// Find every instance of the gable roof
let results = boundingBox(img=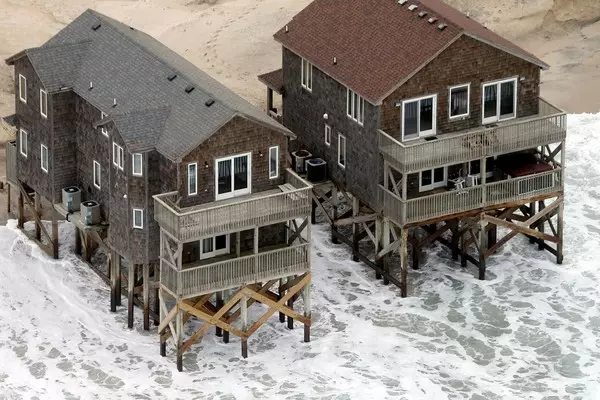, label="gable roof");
[274,0,548,105]
[6,9,292,161]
